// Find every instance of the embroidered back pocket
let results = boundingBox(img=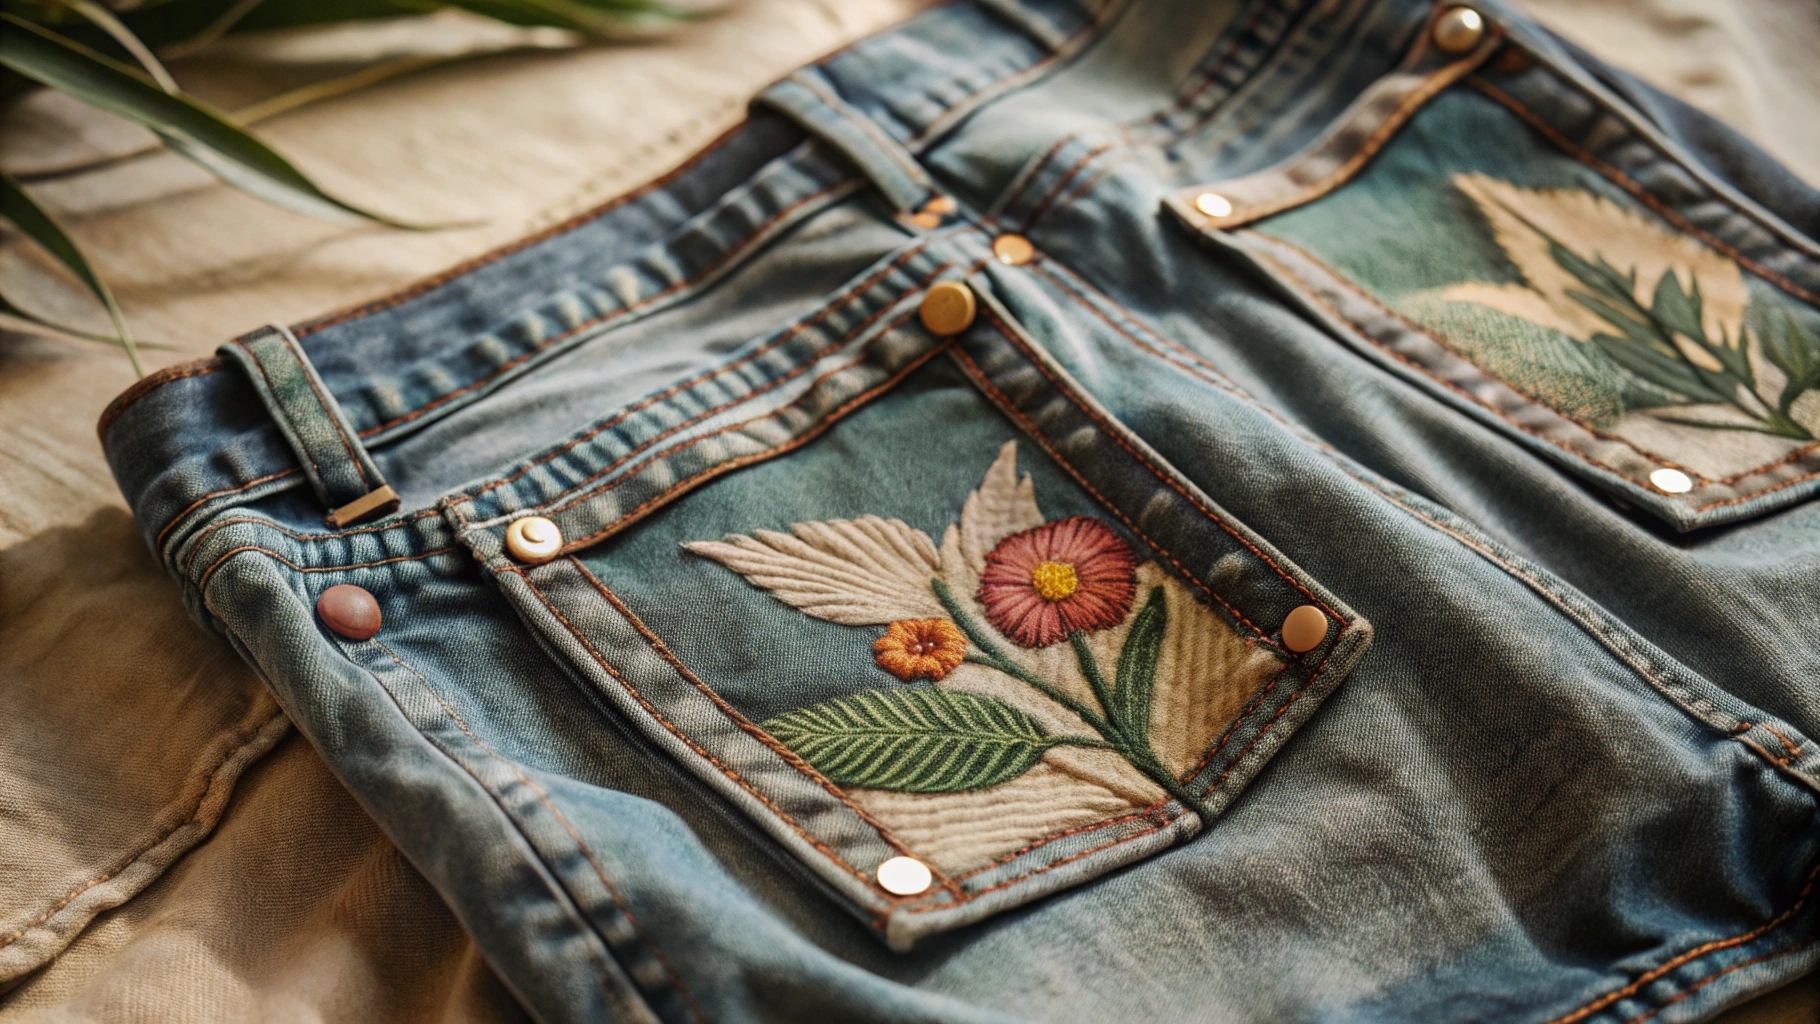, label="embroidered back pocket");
[443,243,1370,949]
[1165,5,1820,531]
